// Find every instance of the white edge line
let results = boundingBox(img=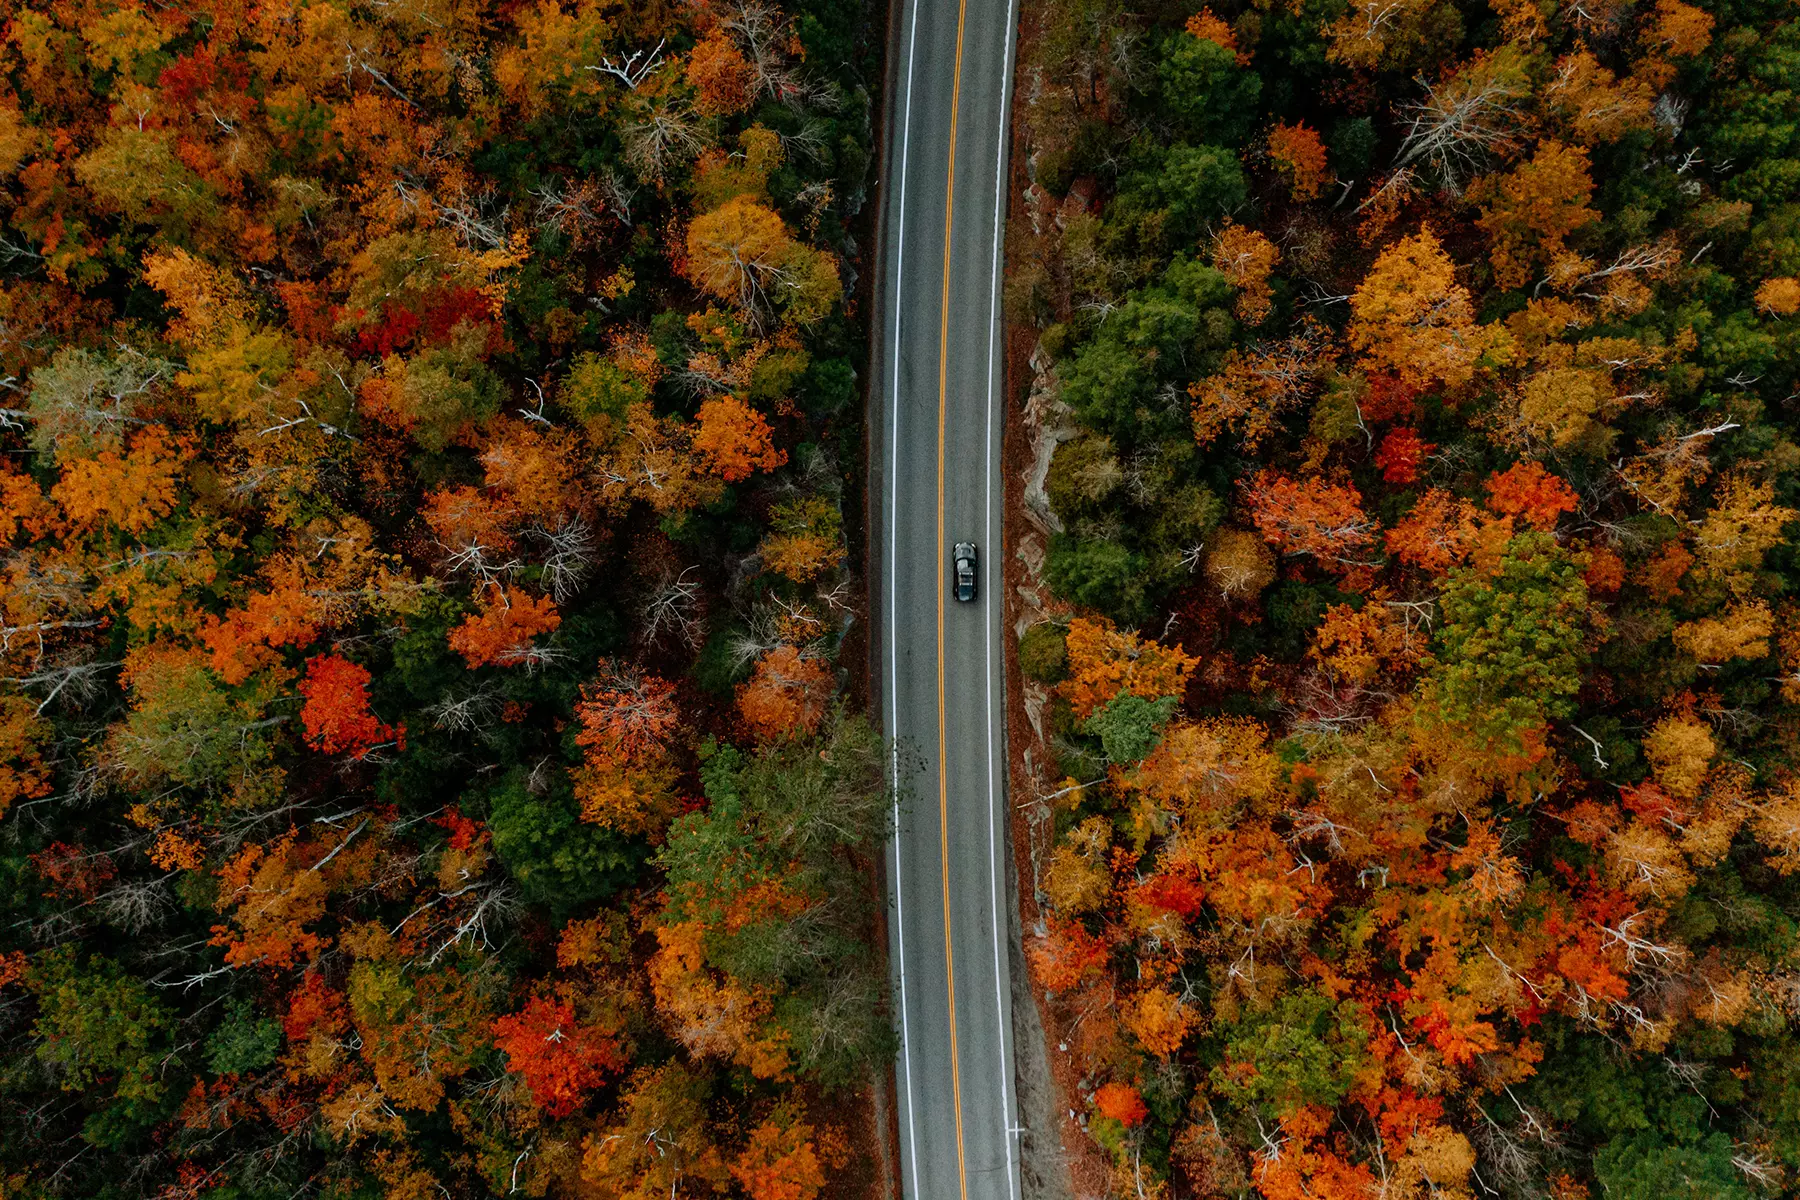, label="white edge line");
[889,0,922,1191]
[984,0,1020,1196]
